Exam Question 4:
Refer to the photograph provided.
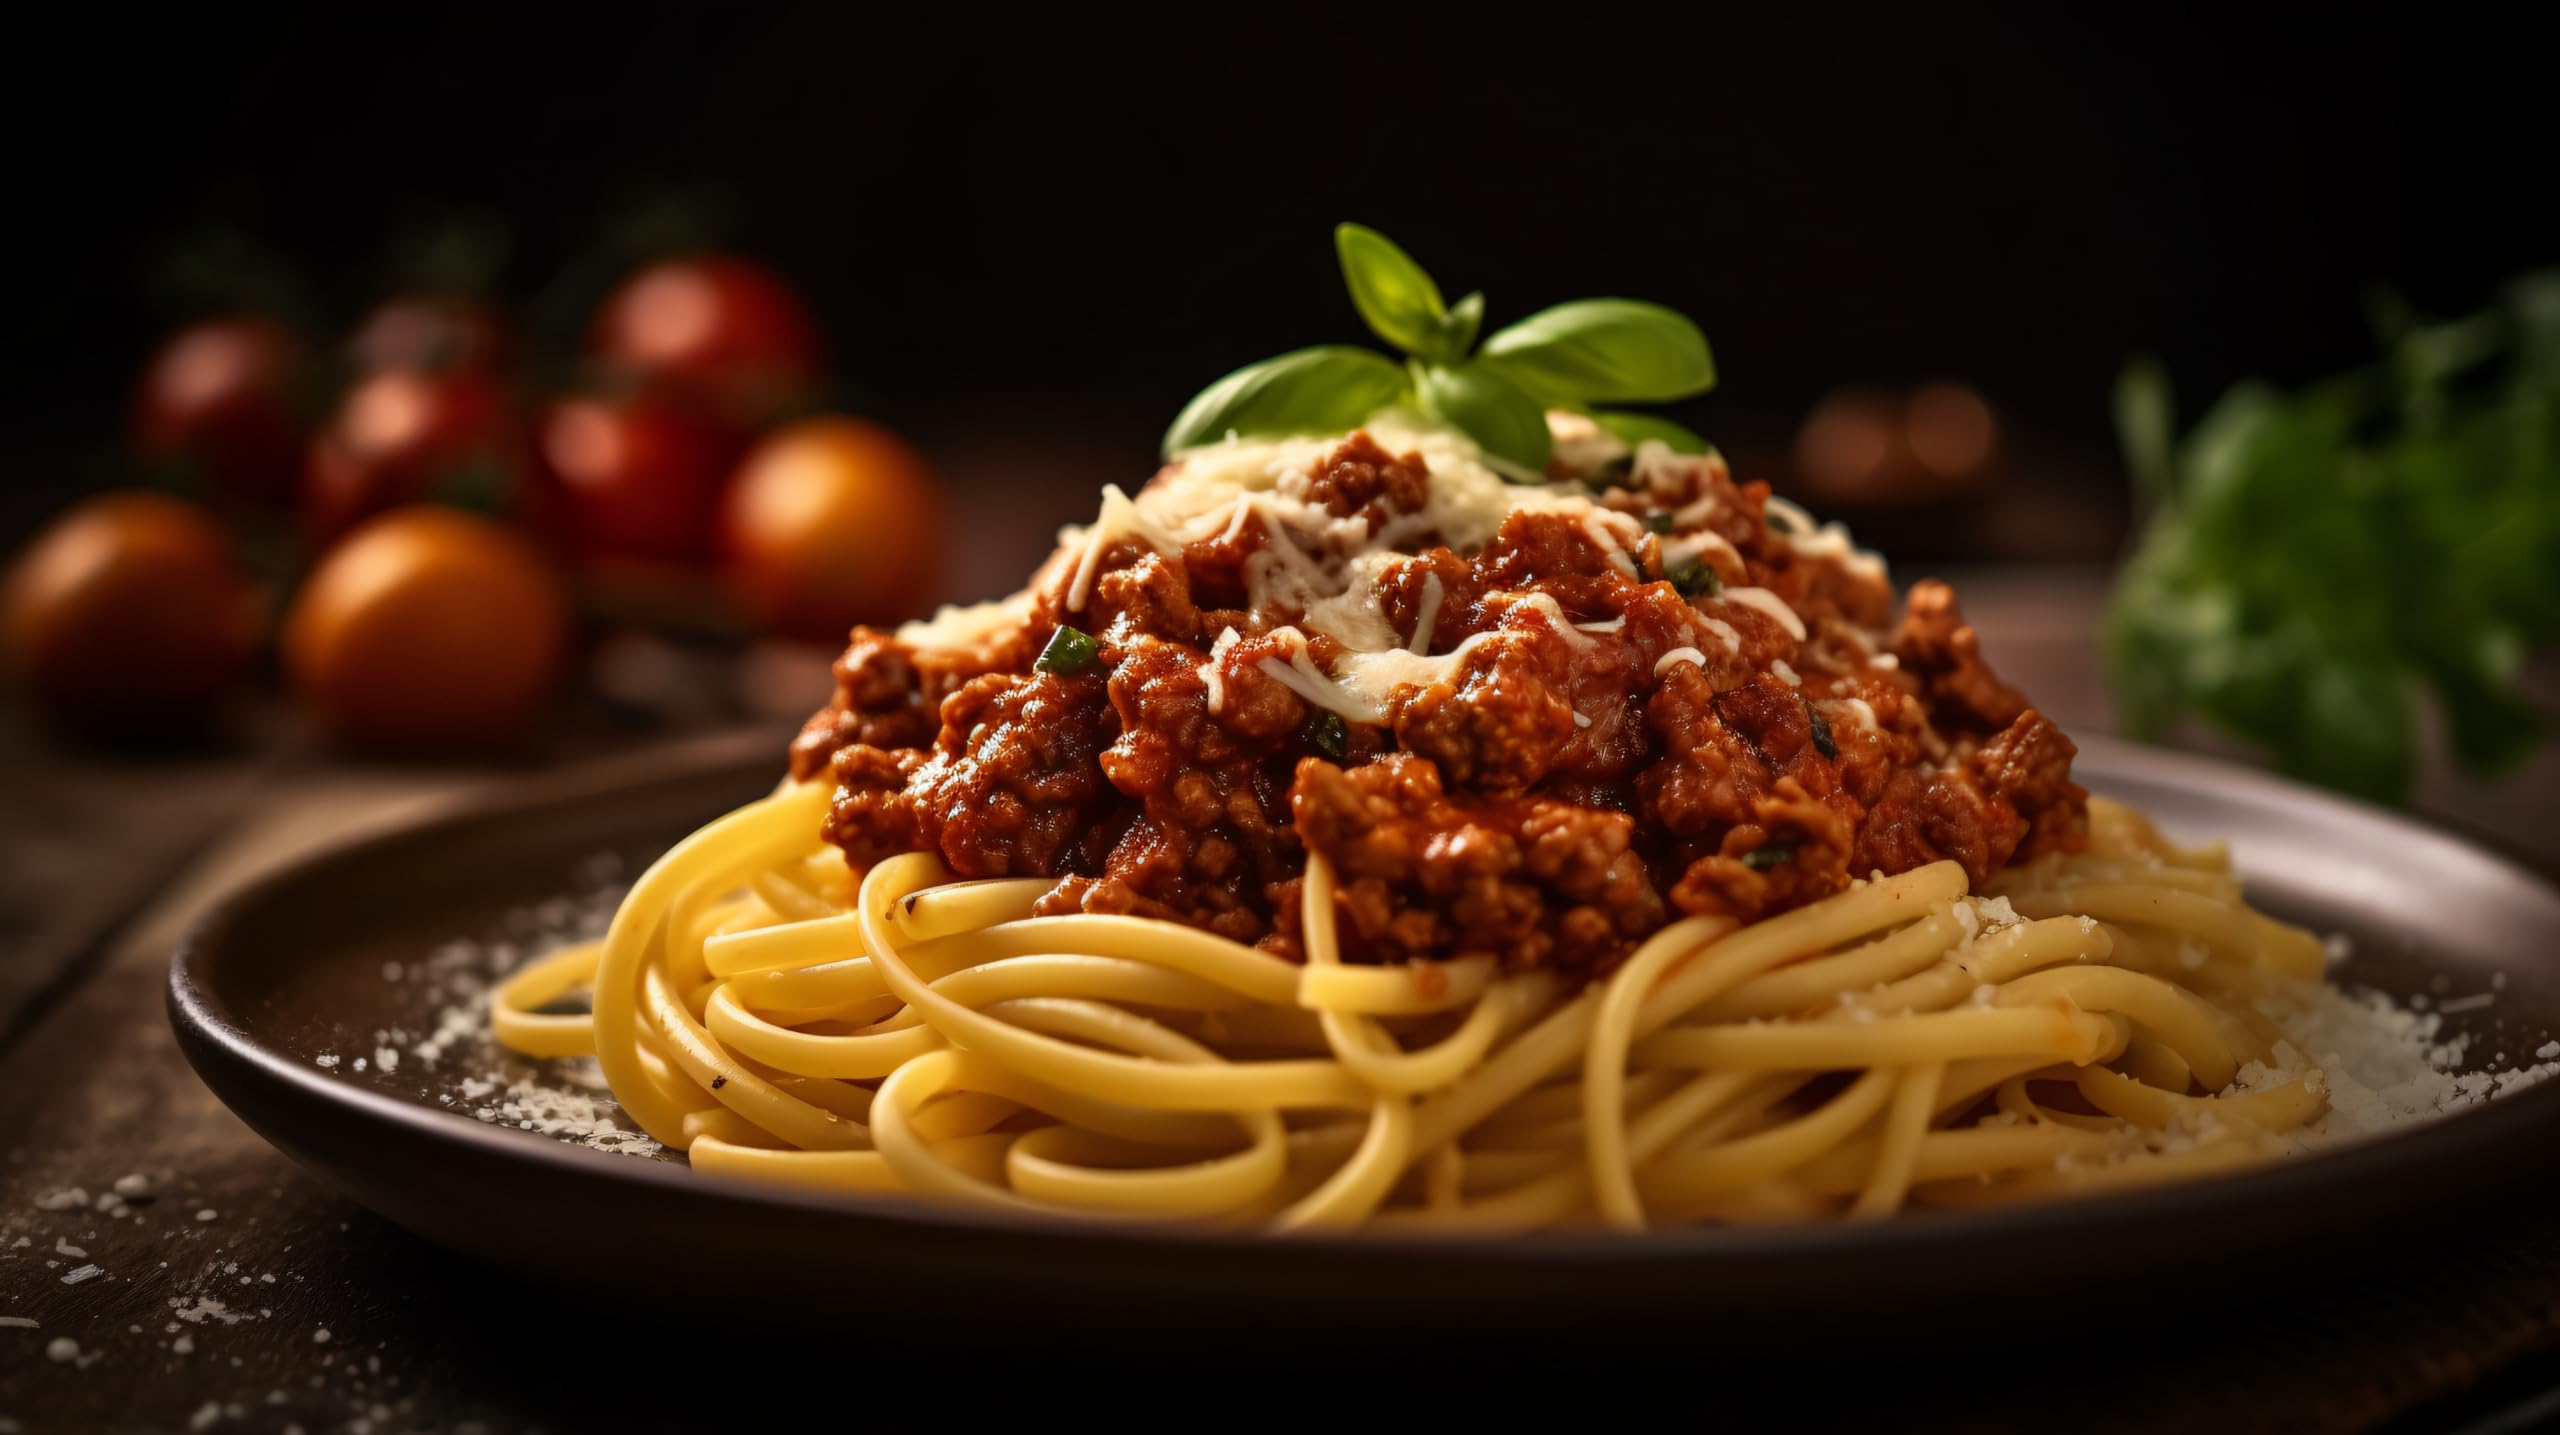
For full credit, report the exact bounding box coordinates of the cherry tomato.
[348,295,508,374]
[589,255,820,421]
[303,367,527,538]
[722,417,944,641]
[132,317,308,506]
[538,388,741,564]
[283,506,569,749]
[3,493,259,738]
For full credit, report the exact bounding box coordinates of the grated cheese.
[1720,586,1807,642]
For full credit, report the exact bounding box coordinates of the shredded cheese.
[1410,572,1444,655]
[1721,586,1807,642]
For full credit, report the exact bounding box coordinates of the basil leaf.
[1481,299,1717,404]
[1668,560,1721,597]
[1416,361,1553,476]
[1591,409,1712,454]
[1335,224,1446,359]
[1436,291,1485,364]
[1162,345,1412,457]
[1034,626,1100,675]
[1300,709,1348,760]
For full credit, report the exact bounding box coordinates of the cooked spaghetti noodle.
[492,784,2340,1230]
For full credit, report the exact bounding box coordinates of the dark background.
[7,2,2553,556]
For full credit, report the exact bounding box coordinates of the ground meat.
[807,430,2085,977]
[789,629,936,780]
[1891,579,2028,732]
[1850,710,2081,887]
[895,670,1119,878]
[1291,754,1664,971]
[1390,632,1578,792]
[1302,433,1430,527]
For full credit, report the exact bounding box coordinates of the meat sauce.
[791,429,2085,975]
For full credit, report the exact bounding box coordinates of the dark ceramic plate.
[169,732,2560,1338]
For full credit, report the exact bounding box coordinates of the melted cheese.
[896,592,1036,653]
[1025,418,1876,726]
[1721,586,1807,642]
[1198,625,1243,714]
[1500,591,1597,650]
[1765,494,1888,584]
[1410,572,1444,655]
[1256,629,1509,723]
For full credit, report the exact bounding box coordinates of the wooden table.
[6,569,2559,1433]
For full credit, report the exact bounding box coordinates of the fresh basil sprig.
[1161,224,1718,480]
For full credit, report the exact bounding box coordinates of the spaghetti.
[493,786,2343,1230]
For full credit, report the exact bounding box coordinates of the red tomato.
[348,295,508,374]
[283,507,569,749]
[589,255,820,420]
[3,493,259,738]
[723,416,943,641]
[132,317,308,506]
[303,367,527,538]
[538,389,741,564]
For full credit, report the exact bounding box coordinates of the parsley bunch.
[2107,274,2560,803]
[1163,225,1718,477]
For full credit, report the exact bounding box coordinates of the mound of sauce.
[789,416,2084,974]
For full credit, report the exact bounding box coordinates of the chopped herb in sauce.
[1644,512,1678,535]
[1669,561,1722,598]
[1805,701,1839,760]
[1034,625,1100,676]
[1741,844,1797,871]
[1301,710,1349,759]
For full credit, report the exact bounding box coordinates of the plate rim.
[166,731,2560,1270]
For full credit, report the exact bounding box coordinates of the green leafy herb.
[1805,701,1838,761]
[1416,361,1552,472]
[1438,291,1485,365]
[1162,346,1411,457]
[1741,843,1796,871]
[2106,272,2560,804]
[1590,410,1714,455]
[1644,512,1678,535]
[1300,709,1348,759]
[1669,560,1722,598]
[1034,625,1101,676]
[1480,300,1716,405]
[1162,225,1719,478]
[1335,224,1449,361]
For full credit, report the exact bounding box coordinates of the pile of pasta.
[492,783,2334,1230]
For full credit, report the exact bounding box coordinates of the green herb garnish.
[1162,224,1718,479]
[1300,709,1349,759]
[1589,411,1716,457]
[1741,844,1796,871]
[1669,561,1722,598]
[2106,273,2560,804]
[1644,512,1678,535]
[1033,625,1101,676]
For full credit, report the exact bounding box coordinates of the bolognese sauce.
[789,417,2084,975]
